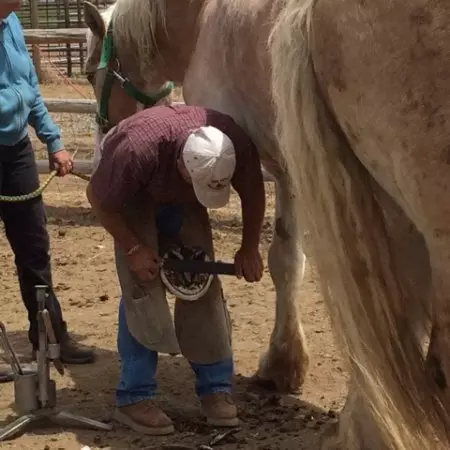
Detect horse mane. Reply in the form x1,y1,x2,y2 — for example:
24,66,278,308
110,0,167,77
101,2,115,25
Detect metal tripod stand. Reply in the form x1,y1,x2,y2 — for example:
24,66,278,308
0,285,113,441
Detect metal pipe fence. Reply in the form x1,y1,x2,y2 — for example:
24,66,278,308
16,0,115,78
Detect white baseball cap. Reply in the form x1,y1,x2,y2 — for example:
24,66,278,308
182,126,236,209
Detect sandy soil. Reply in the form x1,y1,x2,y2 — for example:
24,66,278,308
0,82,348,449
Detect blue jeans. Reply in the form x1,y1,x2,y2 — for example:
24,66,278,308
116,203,233,407
116,298,233,407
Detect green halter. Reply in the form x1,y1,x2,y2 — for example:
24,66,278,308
95,21,174,133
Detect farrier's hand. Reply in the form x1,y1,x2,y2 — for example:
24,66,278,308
126,244,161,282
234,245,264,282
49,149,73,177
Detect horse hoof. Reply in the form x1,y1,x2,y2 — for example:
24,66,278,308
255,346,308,394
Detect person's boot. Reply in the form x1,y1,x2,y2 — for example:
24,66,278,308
113,399,174,435
57,333,96,364
200,392,240,427
32,332,96,364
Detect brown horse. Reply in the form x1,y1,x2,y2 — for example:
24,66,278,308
271,0,450,449
83,0,309,395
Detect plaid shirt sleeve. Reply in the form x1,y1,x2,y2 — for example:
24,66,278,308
89,126,154,212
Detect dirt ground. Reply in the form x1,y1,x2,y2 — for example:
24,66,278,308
0,82,348,449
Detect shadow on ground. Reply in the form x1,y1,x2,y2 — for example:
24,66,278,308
0,330,337,450
44,204,101,227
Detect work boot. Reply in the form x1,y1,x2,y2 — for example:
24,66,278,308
113,399,174,435
32,333,95,365
200,392,240,427
59,333,96,364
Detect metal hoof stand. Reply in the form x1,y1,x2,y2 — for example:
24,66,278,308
0,285,112,442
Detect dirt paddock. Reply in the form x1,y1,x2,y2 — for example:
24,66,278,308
0,82,348,449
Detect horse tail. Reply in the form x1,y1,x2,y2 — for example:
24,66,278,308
269,0,449,448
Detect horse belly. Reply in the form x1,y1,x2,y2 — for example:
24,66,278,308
183,0,283,174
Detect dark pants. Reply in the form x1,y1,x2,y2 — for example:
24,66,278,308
0,136,66,347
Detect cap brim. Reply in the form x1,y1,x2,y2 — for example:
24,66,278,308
192,183,231,209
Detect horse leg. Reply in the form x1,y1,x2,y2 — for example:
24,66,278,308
256,176,309,393
372,180,432,343
322,192,432,450
389,167,450,404
426,326,446,390
321,381,389,450
422,233,450,401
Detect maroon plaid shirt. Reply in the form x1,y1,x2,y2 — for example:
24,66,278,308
90,105,263,211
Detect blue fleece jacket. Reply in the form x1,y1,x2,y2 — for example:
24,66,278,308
0,13,62,153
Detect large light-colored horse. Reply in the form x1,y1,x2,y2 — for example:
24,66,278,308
83,0,308,394
82,4,439,446
270,0,450,449
83,1,446,447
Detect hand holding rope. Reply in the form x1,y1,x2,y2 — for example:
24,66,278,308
0,150,91,203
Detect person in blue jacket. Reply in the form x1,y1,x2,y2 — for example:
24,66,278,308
0,1,95,364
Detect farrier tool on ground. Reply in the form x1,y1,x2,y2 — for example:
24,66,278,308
0,285,112,442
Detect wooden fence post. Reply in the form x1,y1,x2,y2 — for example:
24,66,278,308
76,0,85,73
29,0,42,81
63,0,72,77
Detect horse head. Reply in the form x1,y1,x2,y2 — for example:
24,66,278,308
83,0,175,135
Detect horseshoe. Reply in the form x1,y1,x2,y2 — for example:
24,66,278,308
159,246,235,301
